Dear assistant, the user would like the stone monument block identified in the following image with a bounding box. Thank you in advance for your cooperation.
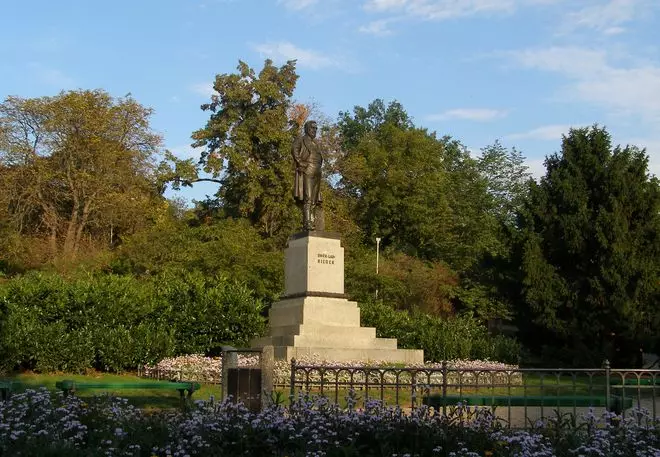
[284,232,344,297]
[252,232,424,365]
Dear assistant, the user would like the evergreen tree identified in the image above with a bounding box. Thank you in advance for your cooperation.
[512,126,660,366]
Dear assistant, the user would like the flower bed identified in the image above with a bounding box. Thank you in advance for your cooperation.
[279,357,523,387]
[1,388,658,456]
[142,354,523,387]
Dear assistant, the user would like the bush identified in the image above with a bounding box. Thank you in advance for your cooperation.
[112,218,284,304]
[360,299,520,364]
[0,270,266,373]
[346,248,458,316]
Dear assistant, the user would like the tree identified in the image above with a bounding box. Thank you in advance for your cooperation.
[336,100,500,272]
[511,126,660,366]
[453,142,532,322]
[336,100,510,319]
[478,140,531,226]
[165,59,300,240]
[0,90,163,260]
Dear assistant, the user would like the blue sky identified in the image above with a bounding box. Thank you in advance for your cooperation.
[2,0,659,203]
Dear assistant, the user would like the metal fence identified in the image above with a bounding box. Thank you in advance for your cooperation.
[138,351,660,428]
[289,359,660,427]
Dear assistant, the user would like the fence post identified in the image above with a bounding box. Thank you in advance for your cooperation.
[289,358,297,405]
[604,359,611,412]
[261,346,274,409]
[221,351,227,401]
[442,360,448,416]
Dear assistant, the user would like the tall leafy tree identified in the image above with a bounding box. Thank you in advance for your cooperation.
[512,126,660,366]
[166,59,300,239]
[478,141,531,226]
[337,100,508,318]
[0,90,163,260]
[337,100,499,271]
[455,142,532,322]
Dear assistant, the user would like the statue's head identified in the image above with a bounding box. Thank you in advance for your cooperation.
[304,120,318,139]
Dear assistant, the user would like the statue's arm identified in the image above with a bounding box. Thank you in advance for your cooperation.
[291,137,303,169]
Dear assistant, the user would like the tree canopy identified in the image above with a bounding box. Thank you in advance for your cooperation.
[0,89,164,264]
[164,60,300,240]
[511,126,660,366]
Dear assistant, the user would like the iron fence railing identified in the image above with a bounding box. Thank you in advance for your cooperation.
[289,359,660,427]
[137,351,659,428]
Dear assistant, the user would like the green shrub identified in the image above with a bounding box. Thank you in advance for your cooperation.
[152,269,266,354]
[360,299,520,364]
[0,270,266,373]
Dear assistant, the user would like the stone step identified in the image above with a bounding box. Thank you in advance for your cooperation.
[255,333,397,350]
[269,324,369,337]
[273,346,424,365]
[269,296,361,327]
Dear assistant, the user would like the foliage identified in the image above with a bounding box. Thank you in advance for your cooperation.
[511,126,660,367]
[448,141,531,322]
[346,246,457,316]
[477,140,531,227]
[336,100,511,322]
[0,90,164,261]
[163,59,300,241]
[336,100,501,273]
[1,389,658,456]
[359,300,520,364]
[0,271,265,373]
[112,217,284,304]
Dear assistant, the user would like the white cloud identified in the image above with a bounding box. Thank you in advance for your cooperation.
[509,46,660,124]
[525,157,547,179]
[506,124,587,140]
[561,0,647,34]
[278,0,318,10]
[359,19,395,35]
[252,41,342,70]
[427,108,509,121]
[189,82,215,98]
[363,0,562,20]
[603,26,626,35]
[364,0,408,11]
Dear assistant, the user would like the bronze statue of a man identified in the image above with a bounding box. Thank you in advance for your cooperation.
[292,120,324,231]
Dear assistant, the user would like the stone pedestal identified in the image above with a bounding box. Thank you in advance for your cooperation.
[251,232,424,364]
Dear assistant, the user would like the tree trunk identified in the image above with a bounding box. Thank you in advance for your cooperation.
[74,199,92,253]
[63,192,80,256]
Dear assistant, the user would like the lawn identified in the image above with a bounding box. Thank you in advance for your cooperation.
[3,372,223,410]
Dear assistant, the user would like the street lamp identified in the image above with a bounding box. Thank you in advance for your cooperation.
[375,237,381,299]
[376,237,381,274]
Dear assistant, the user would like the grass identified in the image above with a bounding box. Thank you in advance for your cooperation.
[4,371,652,411]
[3,371,223,410]
[285,372,651,408]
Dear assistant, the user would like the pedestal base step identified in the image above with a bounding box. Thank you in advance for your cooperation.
[252,324,398,350]
[270,346,424,365]
[269,296,361,327]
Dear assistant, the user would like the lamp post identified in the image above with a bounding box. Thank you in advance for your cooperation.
[375,237,381,299]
